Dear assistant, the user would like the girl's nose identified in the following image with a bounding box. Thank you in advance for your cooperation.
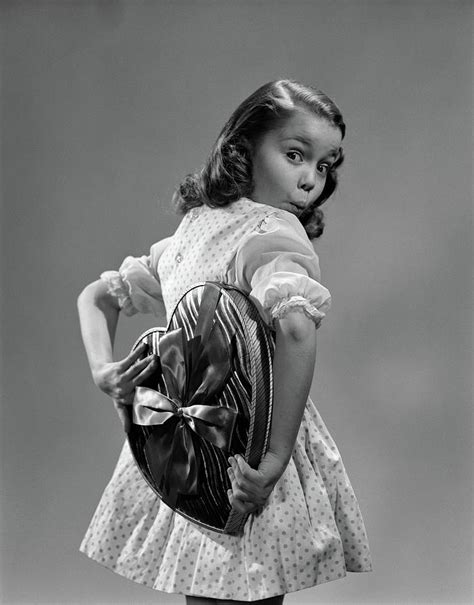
[298,168,316,192]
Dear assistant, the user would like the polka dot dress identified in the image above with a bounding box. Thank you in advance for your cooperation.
[80,198,372,601]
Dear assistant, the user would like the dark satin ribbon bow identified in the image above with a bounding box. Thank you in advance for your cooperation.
[132,319,237,506]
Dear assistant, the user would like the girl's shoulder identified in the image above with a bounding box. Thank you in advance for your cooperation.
[189,197,308,240]
[230,199,322,280]
[175,198,282,244]
[175,198,316,270]
[237,199,316,252]
[187,197,275,221]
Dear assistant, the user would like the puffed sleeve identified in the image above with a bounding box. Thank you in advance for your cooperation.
[99,237,171,317]
[232,212,331,329]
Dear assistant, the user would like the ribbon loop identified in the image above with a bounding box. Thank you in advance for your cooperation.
[133,386,237,453]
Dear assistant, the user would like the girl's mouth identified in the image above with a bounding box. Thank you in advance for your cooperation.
[290,202,305,213]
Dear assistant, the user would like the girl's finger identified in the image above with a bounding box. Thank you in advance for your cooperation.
[228,492,248,514]
[227,468,245,499]
[118,342,148,371]
[227,463,248,493]
[227,467,258,503]
[227,466,238,490]
[122,354,156,381]
[131,357,159,386]
[229,457,253,492]
[228,460,270,507]
[228,493,258,514]
[235,455,257,479]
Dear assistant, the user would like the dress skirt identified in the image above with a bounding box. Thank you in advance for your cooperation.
[80,395,372,601]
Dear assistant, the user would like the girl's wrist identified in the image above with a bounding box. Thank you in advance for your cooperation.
[91,361,111,386]
[258,449,288,486]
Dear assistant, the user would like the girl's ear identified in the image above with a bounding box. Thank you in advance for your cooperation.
[226,135,253,164]
[236,135,252,154]
[240,136,256,165]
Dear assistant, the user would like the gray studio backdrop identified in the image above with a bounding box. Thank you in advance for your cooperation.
[1,2,472,604]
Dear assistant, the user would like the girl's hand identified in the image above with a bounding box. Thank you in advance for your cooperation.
[226,452,286,514]
[92,342,158,432]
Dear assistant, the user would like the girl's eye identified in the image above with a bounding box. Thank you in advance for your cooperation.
[317,163,331,175]
[286,150,303,162]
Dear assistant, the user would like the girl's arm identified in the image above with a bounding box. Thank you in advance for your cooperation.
[77,279,157,431]
[227,311,317,513]
[77,280,120,375]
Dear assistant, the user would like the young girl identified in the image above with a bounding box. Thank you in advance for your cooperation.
[77,79,372,604]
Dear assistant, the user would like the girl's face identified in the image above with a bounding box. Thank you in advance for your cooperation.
[250,109,342,216]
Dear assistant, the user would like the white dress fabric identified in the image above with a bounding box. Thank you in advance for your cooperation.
[80,198,372,601]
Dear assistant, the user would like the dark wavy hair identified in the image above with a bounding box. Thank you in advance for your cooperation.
[172,79,345,239]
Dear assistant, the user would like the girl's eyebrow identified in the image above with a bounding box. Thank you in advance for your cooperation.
[281,135,340,157]
[281,135,312,146]
[327,148,341,159]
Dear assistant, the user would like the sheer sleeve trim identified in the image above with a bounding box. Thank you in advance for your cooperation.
[270,295,328,328]
[100,270,137,316]
[250,271,332,330]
